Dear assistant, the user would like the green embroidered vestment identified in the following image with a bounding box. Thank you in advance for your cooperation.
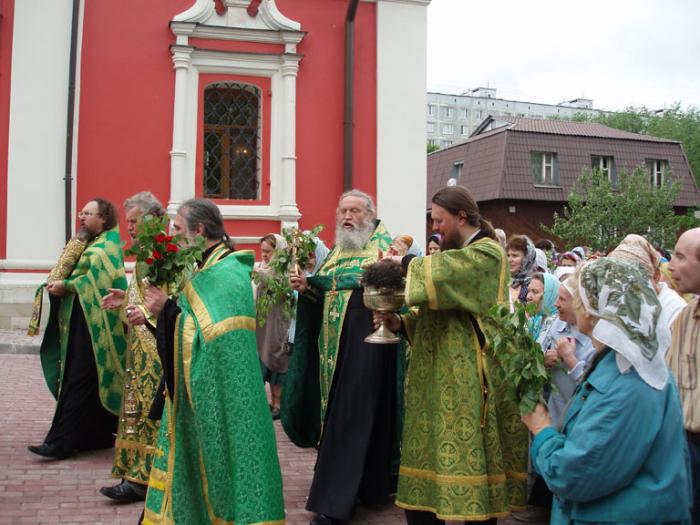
[39,226,128,415]
[396,238,528,520]
[143,249,285,525]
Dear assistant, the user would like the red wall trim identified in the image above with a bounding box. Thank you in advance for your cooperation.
[0,0,15,260]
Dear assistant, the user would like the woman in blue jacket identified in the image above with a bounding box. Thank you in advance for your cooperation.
[522,257,692,524]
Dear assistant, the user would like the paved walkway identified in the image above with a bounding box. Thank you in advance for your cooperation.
[0,352,529,525]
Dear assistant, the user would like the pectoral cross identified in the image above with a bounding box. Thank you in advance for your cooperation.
[329,309,341,322]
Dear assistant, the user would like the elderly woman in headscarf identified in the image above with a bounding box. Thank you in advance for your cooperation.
[609,233,686,332]
[526,272,561,341]
[506,234,538,304]
[255,233,292,419]
[522,258,692,524]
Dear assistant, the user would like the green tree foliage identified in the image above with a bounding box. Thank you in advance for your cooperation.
[575,104,700,188]
[545,167,694,252]
[427,142,440,154]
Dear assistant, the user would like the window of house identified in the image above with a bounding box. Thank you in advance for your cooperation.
[443,106,454,118]
[203,82,261,200]
[475,110,482,120]
[647,159,668,188]
[427,104,435,116]
[442,124,454,135]
[460,125,470,135]
[440,140,453,148]
[427,122,435,133]
[531,151,560,186]
[591,155,617,186]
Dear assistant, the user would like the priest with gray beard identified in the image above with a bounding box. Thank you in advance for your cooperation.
[286,190,399,525]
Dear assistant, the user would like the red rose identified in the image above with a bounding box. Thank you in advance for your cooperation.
[145,257,154,265]
[155,234,167,243]
[166,243,179,253]
[152,250,163,260]
[165,235,173,242]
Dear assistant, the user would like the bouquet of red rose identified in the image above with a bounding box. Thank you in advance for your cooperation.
[125,214,204,293]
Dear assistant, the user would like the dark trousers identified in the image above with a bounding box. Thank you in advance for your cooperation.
[44,300,117,452]
[405,510,497,525]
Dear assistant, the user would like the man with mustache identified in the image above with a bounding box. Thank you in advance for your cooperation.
[287,190,398,525]
[28,198,128,460]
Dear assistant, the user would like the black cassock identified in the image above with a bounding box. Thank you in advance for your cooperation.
[43,298,117,453]
[306,289,398,521]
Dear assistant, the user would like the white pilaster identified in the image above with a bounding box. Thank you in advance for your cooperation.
[168,44,194,217]
[278,57,301,229]
[376,0,430,247]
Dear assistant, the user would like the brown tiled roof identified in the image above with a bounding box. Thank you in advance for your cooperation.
[498,116,679,143]
[426,118,700,209]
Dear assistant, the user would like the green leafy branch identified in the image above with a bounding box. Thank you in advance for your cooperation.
[486,302,550,415]
[253,225,324,326]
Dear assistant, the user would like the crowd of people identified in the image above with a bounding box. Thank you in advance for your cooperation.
[25,187,699,525]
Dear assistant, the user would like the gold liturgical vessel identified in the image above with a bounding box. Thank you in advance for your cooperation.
[362,287,405,344]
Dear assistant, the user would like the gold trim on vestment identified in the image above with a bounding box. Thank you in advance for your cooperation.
[424,255,438,310]
[185,284,213,329]
[204,316,256,342]
[399,465,507,485]
[114,438,156,453]
[505,470,529,480]
[394,500,511,521]
[181,315,196,408]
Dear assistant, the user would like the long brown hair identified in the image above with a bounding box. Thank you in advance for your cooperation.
[431,186,496,240]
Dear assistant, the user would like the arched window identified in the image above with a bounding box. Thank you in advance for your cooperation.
[203,82,261,200]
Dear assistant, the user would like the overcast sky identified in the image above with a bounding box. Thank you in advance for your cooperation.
[426,0,700,112]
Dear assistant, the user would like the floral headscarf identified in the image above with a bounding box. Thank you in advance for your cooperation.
[528,273,561,340]
[608,234,661,280]
[578,257,671,389]
[510,236,537,289]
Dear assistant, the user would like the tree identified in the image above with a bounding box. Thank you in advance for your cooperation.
[545,167,694,252]
[427,142,440,154]
[570,104,700,188]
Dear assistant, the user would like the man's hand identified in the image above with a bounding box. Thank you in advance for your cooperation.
[101,288,126,310]
[145,285,168,319]
[289,272,308,293]
[125,305,147,326]
[372,311,402,332]
[47,281,66,297]
[544,348,560,368]
[521,403,553,436]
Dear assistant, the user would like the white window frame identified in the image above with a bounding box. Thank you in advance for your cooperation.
[443,106,454,119]
[651,159,665,188]
[460,125,469,136]
[442,124,454,135]
[426,122,435,133]
[542,153,554,185]
[592,155,612,180]
[427,104,435,116]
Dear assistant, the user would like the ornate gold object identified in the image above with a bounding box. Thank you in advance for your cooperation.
[27,235,88,336]
[121,367,142,435]
[362,286,405,344]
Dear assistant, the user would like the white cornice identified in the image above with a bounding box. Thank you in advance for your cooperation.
[258,0,301,31]
[183,24,305,45]
[173,0,215,23]
[173,0,303,32]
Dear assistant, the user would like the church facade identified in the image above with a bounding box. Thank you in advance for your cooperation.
[0,0,430,328]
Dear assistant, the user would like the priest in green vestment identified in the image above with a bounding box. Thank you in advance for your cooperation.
[286,190,399,525]
[142,198,284,525]
[381,186,528,525]
[28,198,128,460]
[99,192,166,503]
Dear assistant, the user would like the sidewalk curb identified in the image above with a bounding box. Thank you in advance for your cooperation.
[0,341,40,354]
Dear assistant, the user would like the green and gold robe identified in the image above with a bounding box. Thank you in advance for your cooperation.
[396,236,528,520]
[111,263,162,485]
[143,247,285,525]
[40,226,128,415]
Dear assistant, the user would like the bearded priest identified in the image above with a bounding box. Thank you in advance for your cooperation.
[286,189,399,525]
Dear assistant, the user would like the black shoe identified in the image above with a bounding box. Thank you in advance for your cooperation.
[27,443,71,460]
[271,406,281,420]
[309,514,342,525]
[99,480,147,503]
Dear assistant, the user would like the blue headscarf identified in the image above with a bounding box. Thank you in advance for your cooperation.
[528,273,561,340]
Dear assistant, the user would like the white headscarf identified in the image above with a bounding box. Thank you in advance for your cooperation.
[554,266,576,281]
[309,236,330,276]
[578,258,671,390]
[407,239,424,257]
[535,248,550,273]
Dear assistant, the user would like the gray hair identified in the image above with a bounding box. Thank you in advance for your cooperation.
[123,191,165,217]
[178,198,234,248]
[338,189,375,214]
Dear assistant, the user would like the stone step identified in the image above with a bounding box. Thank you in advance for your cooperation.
[0,329,41,354]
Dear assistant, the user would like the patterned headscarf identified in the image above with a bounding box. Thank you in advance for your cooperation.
[510,236,537,288]
[608,234,661,280]
[578,257,671,389]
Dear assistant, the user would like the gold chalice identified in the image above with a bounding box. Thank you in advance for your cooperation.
[363,286,405,344]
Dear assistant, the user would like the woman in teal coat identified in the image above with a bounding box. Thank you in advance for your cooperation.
[522,258,692,524]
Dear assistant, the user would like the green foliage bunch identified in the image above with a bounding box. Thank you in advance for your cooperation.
[253,225,324,325]
[546,167,691,252]
[125,214,205,294]
[487,302,549,414]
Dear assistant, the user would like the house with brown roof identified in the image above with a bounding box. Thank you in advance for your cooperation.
[426,116,700,244]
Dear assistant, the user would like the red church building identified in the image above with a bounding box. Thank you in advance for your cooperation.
[0,0,430,328]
